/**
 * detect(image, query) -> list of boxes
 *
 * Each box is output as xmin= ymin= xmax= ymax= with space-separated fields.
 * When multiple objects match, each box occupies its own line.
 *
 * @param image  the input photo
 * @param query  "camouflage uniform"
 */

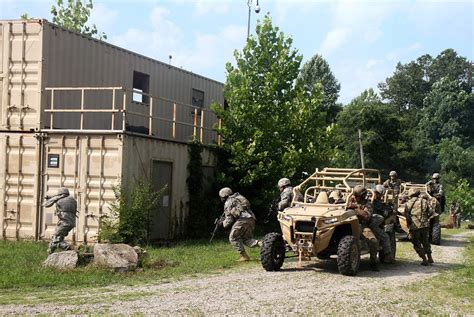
xmin=371 ymin=198 xmax=392 ymax=260
xmin=383 ymin=178 xmax=403 ymax=193
xmin=223 ymin=193 xmax=259 ymax=253
xmin=405 ymin=192 xmax=434 ymax=265
xmin=351 ymin=198 xmax=379 ymax=265
xmin=44 ymin=188 xmax=77 ymax=254
xmin=426 ymin=180 xmax=445 ymax=213
xmin=277 ymin=186 xmax=303 ymax=211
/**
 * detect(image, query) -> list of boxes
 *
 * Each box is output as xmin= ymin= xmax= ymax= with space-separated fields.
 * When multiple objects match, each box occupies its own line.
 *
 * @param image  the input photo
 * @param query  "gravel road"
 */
xmin=2 ymin=231 xmax=472 ymax=315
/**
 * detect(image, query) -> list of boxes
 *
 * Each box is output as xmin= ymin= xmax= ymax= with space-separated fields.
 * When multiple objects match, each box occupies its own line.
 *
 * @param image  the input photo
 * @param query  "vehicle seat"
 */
xmin=315 ymin=191 xmax=329 ymax=204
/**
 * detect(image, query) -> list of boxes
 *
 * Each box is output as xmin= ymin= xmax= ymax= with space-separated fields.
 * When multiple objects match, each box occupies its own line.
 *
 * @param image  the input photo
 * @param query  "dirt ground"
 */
xmin=2 ymin=231 xmax=472 ymax=315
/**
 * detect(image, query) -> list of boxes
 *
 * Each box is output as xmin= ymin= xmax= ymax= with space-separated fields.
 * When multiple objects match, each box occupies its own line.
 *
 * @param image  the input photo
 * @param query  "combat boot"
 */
xmin=370 ymin=257 xmax=379 ymax=271
xmin=427 ymin=253 xmax=434 ymax=264
xmin=420 ymin=254 xmax=428 ymax=266
xmin=237 ymin=251 xmax=250 ymax=262
xmin=383 ymin=253 xmax=395 ymax=264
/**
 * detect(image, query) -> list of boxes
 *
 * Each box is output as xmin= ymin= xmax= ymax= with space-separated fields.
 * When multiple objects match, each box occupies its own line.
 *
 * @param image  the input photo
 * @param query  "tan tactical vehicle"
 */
xmin=396 ymin=183 xmax=441 ymax=245
xmin=260 ymin=168 xmax=397 ymax=276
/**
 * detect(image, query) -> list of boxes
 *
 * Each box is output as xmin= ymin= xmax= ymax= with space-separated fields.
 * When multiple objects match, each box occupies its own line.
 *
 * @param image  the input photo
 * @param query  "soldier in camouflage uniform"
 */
xmin=383 ymin=171 xmax=403 ymax=194
xmin=371 ymin=185 xmax=394 ymax=263
xmin=348 ymin=185 xmax=379 ymax=271
xmin=277 ymin=178 xmax=303 ymax=211
xmin=43 ymin=187 xmax=77 ymax=254
xmin=218 ymin=187 xmax=261 ymax=261
xmin=404 ymin=188 xmax=434 ymax=265
xmin=426 ymin=173 xmax=445 ymax=213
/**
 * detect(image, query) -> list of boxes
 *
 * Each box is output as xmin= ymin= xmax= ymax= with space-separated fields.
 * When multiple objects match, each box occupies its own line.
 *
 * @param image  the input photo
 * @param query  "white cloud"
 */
xmin=89 ymin=3 xmax=118 ymax=32
xmin=110 ymin=6 xmax=245 ymax=81
xmin=194 ymin=0 xmax=231 ymax=15
xmin=385 ymin=42 xmax=422 ymax=61
xmin=319 ymin=28 xmax=352 ymax=56
xmin=366 ymin=59 xmax=384 ymax=69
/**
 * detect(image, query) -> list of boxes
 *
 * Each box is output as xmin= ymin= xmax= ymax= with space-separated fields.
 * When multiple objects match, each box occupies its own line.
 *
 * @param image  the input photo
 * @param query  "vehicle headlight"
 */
xmin=282 ymin=214 xmax=293 ymax=222
xmin=323 ymin=217 xmax=338 ymax=225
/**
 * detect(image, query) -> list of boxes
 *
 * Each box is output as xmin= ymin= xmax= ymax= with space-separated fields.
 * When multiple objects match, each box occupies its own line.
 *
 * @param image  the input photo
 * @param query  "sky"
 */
xmin=1 ymin=0 xmax=473 ymax=104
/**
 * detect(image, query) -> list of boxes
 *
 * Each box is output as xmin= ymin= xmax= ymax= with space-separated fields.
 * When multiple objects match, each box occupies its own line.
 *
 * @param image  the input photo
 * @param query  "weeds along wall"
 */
xmin=0 ymin=19 xmax=223 ymax=243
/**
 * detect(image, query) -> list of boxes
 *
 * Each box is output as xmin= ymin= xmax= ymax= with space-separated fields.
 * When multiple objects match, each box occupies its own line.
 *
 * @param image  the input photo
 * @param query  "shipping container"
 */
xmin=0 ymin=19 xmax=223 ymax=142
xmin=0 ymin=19 xmax=224 ymax=243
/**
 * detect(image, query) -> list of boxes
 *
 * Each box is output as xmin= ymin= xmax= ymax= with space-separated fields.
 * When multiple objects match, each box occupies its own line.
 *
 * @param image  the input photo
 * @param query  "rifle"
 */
xmin=264 ymin=197 xmax=280 ymax=224
xmin=209 ymin=211 xmax=226 ymax=243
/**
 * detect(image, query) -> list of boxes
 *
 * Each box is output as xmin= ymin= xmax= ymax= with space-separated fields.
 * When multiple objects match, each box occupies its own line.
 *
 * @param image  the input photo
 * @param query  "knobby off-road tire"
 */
xmin=431 ymin=222 xmax=441 ymax=245
xmin=260 ymin=232 xmax=285 ymax=271
xmin=379 ymin=230 xmax=397 ymax=263
xmin=337 ymin=235 xmax=360 ymax=276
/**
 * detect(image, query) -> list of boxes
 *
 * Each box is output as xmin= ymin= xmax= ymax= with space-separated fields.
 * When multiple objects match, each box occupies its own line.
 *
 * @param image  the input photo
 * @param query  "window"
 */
xmin=191 ymin=88 xmax=204 ymax=116
xmin=133 ymin=71 xmax=150 ymax=104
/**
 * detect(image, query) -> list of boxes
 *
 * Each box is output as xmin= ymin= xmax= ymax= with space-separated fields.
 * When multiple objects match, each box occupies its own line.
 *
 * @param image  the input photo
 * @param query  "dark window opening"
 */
xmin=133 ymin=71 xmax=150 ymax=104
xmin=191 ymin=88 xmax=204 ymax=116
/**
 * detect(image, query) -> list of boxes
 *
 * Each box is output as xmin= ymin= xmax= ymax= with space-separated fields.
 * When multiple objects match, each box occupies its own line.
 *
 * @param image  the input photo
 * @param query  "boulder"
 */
xmin=43 ymin=250 xmax=79 ymax=269
xmin=94 ymin=243 xmax=138 ymax=272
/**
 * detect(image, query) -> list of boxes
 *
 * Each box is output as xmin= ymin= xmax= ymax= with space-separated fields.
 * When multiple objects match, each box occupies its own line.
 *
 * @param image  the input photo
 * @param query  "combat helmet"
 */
xmin=353 ymin=185 xmax=367 ymax=197
xmin=374 ymin=184 xmax=385 ymax=195
xmin=57 ymin=187 xmax=70 ymax=196
xmin=389 ymin=171 xmax=397 ymax=177
xmin=219 ymin=187 xmax=233 ymax=198
xmin=432 ymin=173 xmax=440 ymax=179
xmin=277 ymin=178 xmax=291 ymax=188
xmin=408 ymin=188 xmax=420 ymax=197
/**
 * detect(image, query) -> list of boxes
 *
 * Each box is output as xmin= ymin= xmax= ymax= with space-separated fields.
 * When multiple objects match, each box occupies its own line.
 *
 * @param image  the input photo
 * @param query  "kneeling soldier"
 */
xmin=218 ymin=187 xmax=261 ymax=261
xmin=405 ymin=188 xmax=434 ymax=265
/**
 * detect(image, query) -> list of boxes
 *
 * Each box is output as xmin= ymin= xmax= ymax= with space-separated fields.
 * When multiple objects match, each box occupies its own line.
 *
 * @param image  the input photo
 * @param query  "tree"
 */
xmin=51 ymin=0 xmax=107 ymax=40
xmin=334 ymin=89 xmax=401 ymax=173
xmin=298 ymin=54 xmax=342 ymax=122
xmin=428 ymin=49 xmax=472 ymax=92
xmin=212 ymin=16 xmax=330 ymax=213
xmin=378 ymin=55 xmax=432 ymax=112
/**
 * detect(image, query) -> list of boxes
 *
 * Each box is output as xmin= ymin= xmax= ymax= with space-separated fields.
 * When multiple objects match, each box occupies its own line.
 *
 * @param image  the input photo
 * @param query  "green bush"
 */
xmin=447 ymin=179 xmax=474 ymax=220
xmin=99 ymin=179 xmax=162 ymax=245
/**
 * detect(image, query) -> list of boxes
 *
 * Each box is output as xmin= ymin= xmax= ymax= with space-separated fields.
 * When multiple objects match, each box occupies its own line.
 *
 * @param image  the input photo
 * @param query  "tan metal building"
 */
xmin=0 ymin=19 xmax=223 ymax=242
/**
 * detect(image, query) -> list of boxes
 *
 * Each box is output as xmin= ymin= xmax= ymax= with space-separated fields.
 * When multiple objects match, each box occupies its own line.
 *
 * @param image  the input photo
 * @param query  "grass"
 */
xmin=405 ymin=234 xmax=474 ymax=314
xmin=0 ymin=238 xmax=260 ymax=305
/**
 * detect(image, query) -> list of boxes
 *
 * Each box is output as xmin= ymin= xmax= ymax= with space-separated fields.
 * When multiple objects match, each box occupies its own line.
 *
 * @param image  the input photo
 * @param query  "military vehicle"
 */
xmin=396 ymin=183 xmax=441 ymax=245
xmin=260 ymin=168 xmax=397 ymax=276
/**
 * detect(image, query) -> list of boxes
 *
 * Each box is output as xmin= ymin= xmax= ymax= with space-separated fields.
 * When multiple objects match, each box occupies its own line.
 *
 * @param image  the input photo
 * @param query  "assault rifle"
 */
xmin=209 ymin=211 xmax=226 ymax=243
xmin=263 ymin=197 xmax=280 ymax=224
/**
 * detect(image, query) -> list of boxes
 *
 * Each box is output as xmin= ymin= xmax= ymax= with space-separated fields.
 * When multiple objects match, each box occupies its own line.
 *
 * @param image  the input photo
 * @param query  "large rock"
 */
xmin=94 ymin=243 xmax=138 ymax=272
xmin=43 ymin=250 xmax=79 ymax=269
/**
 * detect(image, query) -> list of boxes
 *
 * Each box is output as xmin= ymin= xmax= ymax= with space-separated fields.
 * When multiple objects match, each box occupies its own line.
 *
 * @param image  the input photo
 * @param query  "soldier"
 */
xmin=371 ymin=185 xmax=394 ymax=263
xmin=404 ymin=188 xmax=434 ymax=265
xmin=426 ymin=173 xmax=445 ymax=213
xmin=218 ymin=187 xmax=261 ymax=261
xmin=449 ymin=201 xmax=461 ymax=228
xmin=383 ymin=171 xmax=403 ymax=193
xmin=348 ymin=185 xmax=379 ymax=271
xmin=43 ymin=187 xmax=77 ymax=254
xmin=277 ymin=178 xmax=303 ymax=211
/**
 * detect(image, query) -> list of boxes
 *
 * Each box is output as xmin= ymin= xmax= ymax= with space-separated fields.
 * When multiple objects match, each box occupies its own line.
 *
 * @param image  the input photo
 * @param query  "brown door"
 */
xmin=151 ymin=161 xmax=172 ymax=240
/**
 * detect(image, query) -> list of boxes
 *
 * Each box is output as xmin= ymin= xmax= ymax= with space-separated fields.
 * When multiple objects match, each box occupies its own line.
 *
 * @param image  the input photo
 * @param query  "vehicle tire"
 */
xmin=337 ymin=235 xmax=360 ymax=276
xmin=379 ymin=230 xmax=396 ymax=263
xmin=431 ymin=222 xmax=441 ymax=245
xmin=260 ymin=232 xmax=285 ymax=271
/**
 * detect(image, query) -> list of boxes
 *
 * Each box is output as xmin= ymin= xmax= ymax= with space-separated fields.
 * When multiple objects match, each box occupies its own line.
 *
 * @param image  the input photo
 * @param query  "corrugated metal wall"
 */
xmin=41 ymin=21 xmax=223 ymax=142
xmin=0 ymin=132 xmax=122 ymax=242
xmin=121 ymin=135 xmax=216 ymax=239
xmin=0 ymin=19 xmax=221 ymax=242
xmin=0 ymin=20 xmax=43 ymax=131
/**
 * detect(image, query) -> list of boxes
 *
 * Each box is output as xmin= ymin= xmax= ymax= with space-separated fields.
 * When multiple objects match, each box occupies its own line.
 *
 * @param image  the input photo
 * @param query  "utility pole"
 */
xmin=358 ymin=129 xmax=365 ymax=169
